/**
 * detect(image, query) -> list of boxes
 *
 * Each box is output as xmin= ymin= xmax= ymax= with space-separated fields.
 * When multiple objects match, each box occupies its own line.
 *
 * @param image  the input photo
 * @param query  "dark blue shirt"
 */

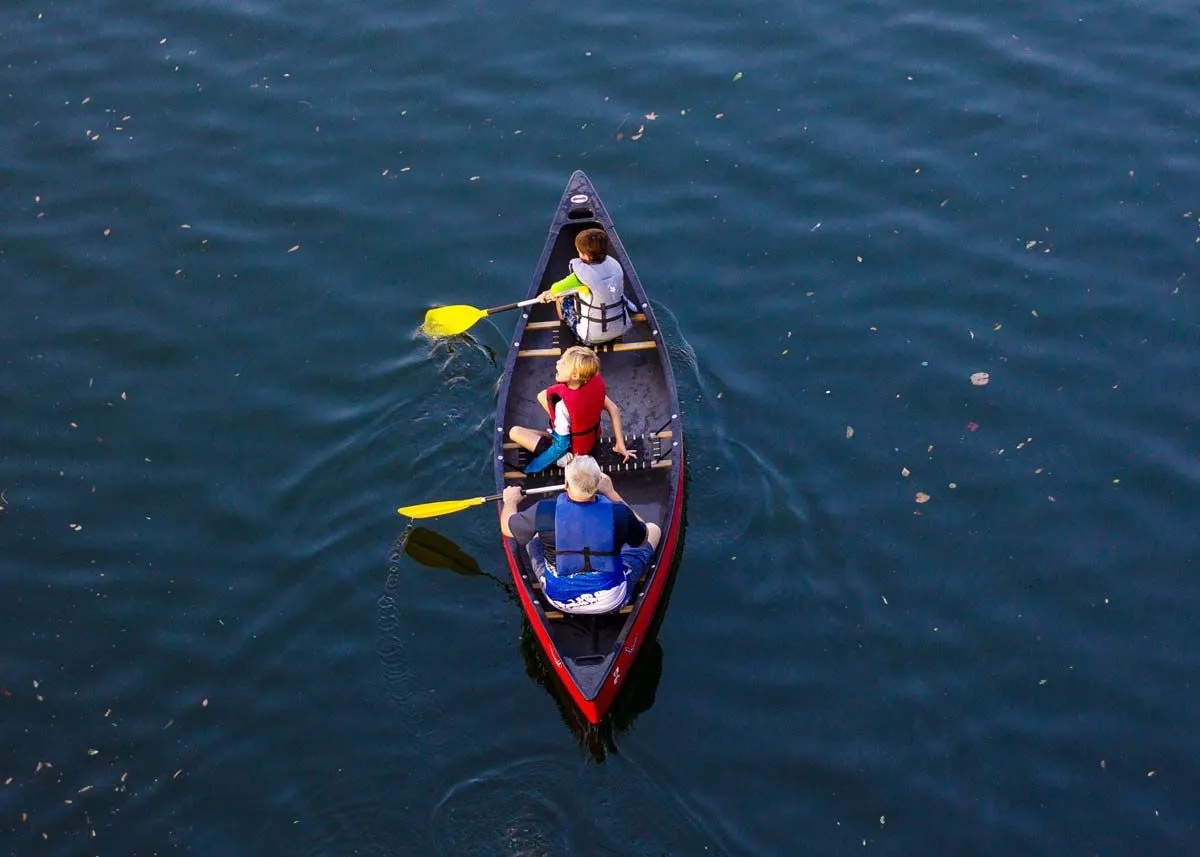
xmin=509 ymin=498 xmax=647 ymax=566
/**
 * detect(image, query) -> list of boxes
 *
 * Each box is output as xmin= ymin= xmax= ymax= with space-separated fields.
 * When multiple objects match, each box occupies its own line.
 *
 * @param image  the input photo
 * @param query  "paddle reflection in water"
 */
xmin=398 ymin=524 xmax=514 ymax=597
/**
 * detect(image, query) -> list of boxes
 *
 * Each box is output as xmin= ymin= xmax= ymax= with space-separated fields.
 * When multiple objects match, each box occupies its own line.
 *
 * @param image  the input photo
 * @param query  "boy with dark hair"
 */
xmin=537 ymin=228 xmax=632 ymax=344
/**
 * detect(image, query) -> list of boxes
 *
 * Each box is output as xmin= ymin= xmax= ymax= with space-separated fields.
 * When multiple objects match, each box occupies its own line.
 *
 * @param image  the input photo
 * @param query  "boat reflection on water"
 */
xmin=398 ymin=523 xmax=680 ymax=761
xmin=519 ymin=620 xmax=664 ymax=762
xmin=517 ymin=522 xmax=687 ymax=763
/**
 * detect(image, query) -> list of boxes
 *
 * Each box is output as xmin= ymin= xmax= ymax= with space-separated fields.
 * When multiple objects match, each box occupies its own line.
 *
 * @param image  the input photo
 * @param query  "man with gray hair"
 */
xmin=501 ymin=456 xmax=662 ymax=615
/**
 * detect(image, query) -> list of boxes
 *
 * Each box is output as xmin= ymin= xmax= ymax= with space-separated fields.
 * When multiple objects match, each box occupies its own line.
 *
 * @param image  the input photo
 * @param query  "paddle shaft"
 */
xmin=485 ymin=296 xmax=540 ymax=316
xmin=483 ymin=483 xmax=564 ymax=503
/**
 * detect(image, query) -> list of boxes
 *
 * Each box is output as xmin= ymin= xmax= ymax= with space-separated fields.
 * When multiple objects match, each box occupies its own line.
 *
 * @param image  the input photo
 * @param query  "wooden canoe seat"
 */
xmin=516 ymin=313 xmax=656 ymax=358
xmin=503 ymin=431 xmax=674 ymax=481
xmin=517 ymin=339 xmax=657 ymax=359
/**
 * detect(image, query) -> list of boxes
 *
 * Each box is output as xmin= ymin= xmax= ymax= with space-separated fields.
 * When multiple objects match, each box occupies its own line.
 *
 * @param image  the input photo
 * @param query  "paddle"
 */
xmin=423 ymin=297 xmax=541 ymax=337
xmin=399 ymin=525 xmax=517 ymax=598
xmin=396 ymin=483 xmax=564 ymax=520
xmin=401 ymin=526 xmax=485 ymax=576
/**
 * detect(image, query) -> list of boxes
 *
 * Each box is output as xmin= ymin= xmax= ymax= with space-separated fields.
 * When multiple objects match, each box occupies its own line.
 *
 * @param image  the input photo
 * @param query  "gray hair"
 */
xmin=564 ymin=455 xmax=602 ymax=497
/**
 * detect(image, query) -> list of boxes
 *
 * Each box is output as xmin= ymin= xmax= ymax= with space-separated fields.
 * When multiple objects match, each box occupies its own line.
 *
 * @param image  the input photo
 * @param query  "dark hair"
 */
xmin=574 ymin=228 xmax=609 ymax=261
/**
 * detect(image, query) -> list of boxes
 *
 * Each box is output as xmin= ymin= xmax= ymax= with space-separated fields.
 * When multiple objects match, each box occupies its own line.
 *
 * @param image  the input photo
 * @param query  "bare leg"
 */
xmin=509 ymin=425 xmax=549 ymax=453
xmin=645 ymin=522 xmax=662 ymax=550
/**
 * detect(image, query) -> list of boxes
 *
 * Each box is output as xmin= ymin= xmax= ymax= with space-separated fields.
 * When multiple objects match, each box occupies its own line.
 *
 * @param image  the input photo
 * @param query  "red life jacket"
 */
xmin=546 ymin=375 xmax=607 ymax=454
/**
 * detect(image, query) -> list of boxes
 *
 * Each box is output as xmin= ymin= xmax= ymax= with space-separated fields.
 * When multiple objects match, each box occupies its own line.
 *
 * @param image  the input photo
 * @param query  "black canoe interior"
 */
xmin=498 ymin=213 xmax=678 ymax=699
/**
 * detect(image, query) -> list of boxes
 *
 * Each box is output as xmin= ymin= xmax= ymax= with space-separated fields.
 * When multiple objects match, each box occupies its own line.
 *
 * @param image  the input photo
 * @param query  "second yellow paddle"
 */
xmin=423 ymin=297 xmax=541 ymax=337
xmin=397 ymin=483 xmax=565 ymax=520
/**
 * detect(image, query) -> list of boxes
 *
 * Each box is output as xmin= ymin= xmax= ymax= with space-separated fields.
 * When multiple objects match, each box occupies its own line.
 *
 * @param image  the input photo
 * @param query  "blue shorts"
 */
xmin=524 ymin=432 xmax=572 ymax=474
xmin=561 ymin=295 xmax=581 ymax=331
xmin=620 ymin=542 xmax=654 ymax=589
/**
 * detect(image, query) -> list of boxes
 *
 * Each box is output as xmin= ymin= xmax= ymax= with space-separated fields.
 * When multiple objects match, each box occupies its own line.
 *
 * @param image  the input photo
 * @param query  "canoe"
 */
xmin=493 ymin=171 xmax=686 ymax=724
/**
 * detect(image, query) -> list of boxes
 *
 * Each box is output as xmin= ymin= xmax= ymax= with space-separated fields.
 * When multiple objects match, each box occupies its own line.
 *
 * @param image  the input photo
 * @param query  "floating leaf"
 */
xmin=970 ymin=372 xmax=990 ymax=386
xmin=845 ymin=426 xmax=854 ymax=439
xmin=901 ymin=467 xmax=910 ymax=477
xmin=733 ymin=72 xmax=743 ymax=81
xmin=915 ymin=492 xmax=930 ymax=504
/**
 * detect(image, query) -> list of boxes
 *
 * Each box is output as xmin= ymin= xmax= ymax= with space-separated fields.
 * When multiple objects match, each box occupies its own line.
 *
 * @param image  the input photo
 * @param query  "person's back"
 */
xmin=500 ymin=456 xmax=662 ymax=615
xmin=567 ymin=253 xmax=628 ymax=344
xmin=538 ymin=228 xmax=631 ymax=344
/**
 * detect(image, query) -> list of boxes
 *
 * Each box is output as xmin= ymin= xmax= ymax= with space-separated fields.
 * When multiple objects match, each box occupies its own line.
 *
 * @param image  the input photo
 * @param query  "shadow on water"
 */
xmin=398 ymin=523 xmax=514 ymax=597
xmin=394 ymin=518 xmax=688 ymax=763
xmin=519 ymin=623 xmax=663 ymax=763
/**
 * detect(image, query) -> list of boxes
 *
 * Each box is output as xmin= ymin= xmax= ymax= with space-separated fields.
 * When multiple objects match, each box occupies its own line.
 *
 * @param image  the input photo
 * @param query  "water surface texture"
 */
xmin=3 ymin=0 xmax=1198 ymax=853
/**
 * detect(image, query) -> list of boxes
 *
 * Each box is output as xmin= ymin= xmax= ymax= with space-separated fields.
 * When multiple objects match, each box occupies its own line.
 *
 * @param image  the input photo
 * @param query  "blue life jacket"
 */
xmin=535 ymin=494 xmax=624 ymax=597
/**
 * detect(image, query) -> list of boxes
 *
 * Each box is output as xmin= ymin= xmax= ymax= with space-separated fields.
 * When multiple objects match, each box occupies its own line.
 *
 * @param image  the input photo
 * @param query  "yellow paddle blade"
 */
xmin=423 ymin=304 xmax=488 ymax=337
xmin=396 ymin=495 xmax=487 ymax=520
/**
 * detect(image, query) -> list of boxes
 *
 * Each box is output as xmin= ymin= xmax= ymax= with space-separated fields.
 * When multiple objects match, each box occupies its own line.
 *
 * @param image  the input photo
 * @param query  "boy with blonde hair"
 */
xmin=509 ymin=345 xmax=636 ymax=474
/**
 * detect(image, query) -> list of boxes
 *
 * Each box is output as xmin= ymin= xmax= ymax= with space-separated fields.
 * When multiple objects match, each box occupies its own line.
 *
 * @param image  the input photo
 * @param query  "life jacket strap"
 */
xmin=555 ymin=545 xmax=621 ymax=577
xmin=579 ymin=300 xmax=627 ymax=333
xmin=569 ymin=421 xmax=601 ymax=437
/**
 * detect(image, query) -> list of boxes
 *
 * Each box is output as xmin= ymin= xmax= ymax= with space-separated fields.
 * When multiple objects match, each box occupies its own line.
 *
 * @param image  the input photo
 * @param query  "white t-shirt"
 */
xmin=552 ymin=400 xmax=570 ymax=435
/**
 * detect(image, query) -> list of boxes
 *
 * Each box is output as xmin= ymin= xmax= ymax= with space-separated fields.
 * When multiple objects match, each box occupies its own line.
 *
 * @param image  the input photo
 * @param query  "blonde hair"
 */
xmin=564 ymin=455 xmax=602 ymax=497
xmin=560 ymin=345 xmax=600 ymax=383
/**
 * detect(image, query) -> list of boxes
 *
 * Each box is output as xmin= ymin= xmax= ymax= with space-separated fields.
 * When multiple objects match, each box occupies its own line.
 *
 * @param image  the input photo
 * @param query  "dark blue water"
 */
xmin=3 ymin=0 xmax=1198 ymax=853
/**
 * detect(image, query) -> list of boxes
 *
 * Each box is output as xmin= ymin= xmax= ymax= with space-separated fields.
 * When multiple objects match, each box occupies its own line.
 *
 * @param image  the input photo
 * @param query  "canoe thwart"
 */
xmin=517 ymin=339 xmax=658 ymax=359
xmin=503 ymin=432 xmax=674 ymax=480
